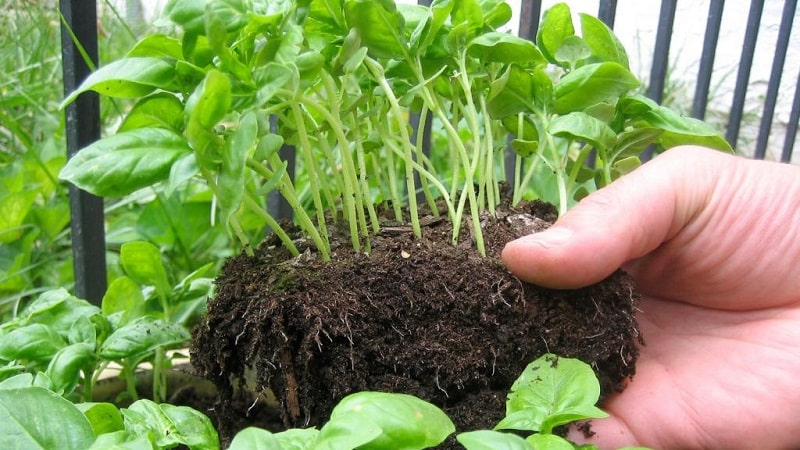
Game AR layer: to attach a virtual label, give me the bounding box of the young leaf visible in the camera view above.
[328,391,455,449]
[553,62,640,114]
[495,354,608,434]
[75,402,125,436]
[127,34,184,60]
[118,93,185,133]
[120,241,172,301]
[0,323,66,362]
[548,111,616,151]
[525,433,575,450]
[61,57,177,107]
[0,386,95,450]
[122,399,219,450]
[45,342,96,395]
[228,427,287,450]
[186,69,232,130]
[468,32,546,66]
[487,65,537,118]
[536,2,574,65]
[102,276,147,327]
[218,111,259,224]
[99,317,190,361]
[457,430,533,450]
[344,0,408,60]
[315,411,383,449]
[277,428,320,449]
[553,35,592,68]
[640,107,733,152]
[580,13,629,68]
[59,128,192,197]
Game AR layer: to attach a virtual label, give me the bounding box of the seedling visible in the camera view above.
[59,0,730,258]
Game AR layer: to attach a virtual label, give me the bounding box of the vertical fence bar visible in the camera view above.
[597,0,618,28]
[692,0,725,120]
[641,0,677,160]
[753,0,797,159]
[781,69,800,163]
[268,117,295,221]
[726,0,764,149]
[518,0,542,42]
[509,0,542,187]
[647,0,677,104]
[59,0,107,305]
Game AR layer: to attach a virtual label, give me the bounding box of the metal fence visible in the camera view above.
[59,0,800,305]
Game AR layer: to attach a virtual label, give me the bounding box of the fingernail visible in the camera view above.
[522,227,572,248]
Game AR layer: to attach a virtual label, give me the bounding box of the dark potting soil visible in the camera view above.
[190,200,642,447]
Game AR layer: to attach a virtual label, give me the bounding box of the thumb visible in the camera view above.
[501,146,718,289]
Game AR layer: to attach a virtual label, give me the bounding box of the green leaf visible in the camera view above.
[0,386,94,450]
[525,433,575,450]
[158,403,220,449]
[487,65,536,118]
[314,411,382,449]
[536,2,574,64]
[59,128,192,197]
[76,402,125,437]
[510,139,539,158]
[102,276,147,327]
[580,13,629,68]
[327,391,455,449]
[612,128,663,161]
[0,323,66,361]
[118,93,185,133]
[186,69,232,130]
[127,34,184,60]
[255,63,294,107]
[496,354,608,434]
[219,111,258,225]
[167,0,248,36]
[641,108,733,152]
[0,190,37,244]
[122,399,219,450]
[468,32,546,66]
[120,241,171,301]
[344,0,408,59]
[229,427,286,450]
[61,57,177,107]
[611,156,642,178]
[166,153,200,196]
[553,35,592,68]
[553,62,640,114]
[549,111,616,151]
[45,343,96,395]
[276,428,320,449]
[99,317,190,361]
[457,430,533,450]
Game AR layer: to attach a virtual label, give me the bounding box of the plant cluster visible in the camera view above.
[225,353,639,450]
[0,329,647,450]
[0,1,230,316]
[59,0,730,261]
[0,240,212,406]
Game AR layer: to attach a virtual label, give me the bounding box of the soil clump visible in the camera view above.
[191,200,642,447]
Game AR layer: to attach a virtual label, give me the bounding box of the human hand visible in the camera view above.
[502,146,800,449]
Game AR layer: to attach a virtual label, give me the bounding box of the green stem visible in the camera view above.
[241,194,300,257]
[537,113,570,216]
[247,157,329,259]
[413,104,440,216]
[365,57,422,239]
[153,348,167,403]
[288,101,331,244]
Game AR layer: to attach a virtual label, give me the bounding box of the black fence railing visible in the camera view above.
[60,0,800,305]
